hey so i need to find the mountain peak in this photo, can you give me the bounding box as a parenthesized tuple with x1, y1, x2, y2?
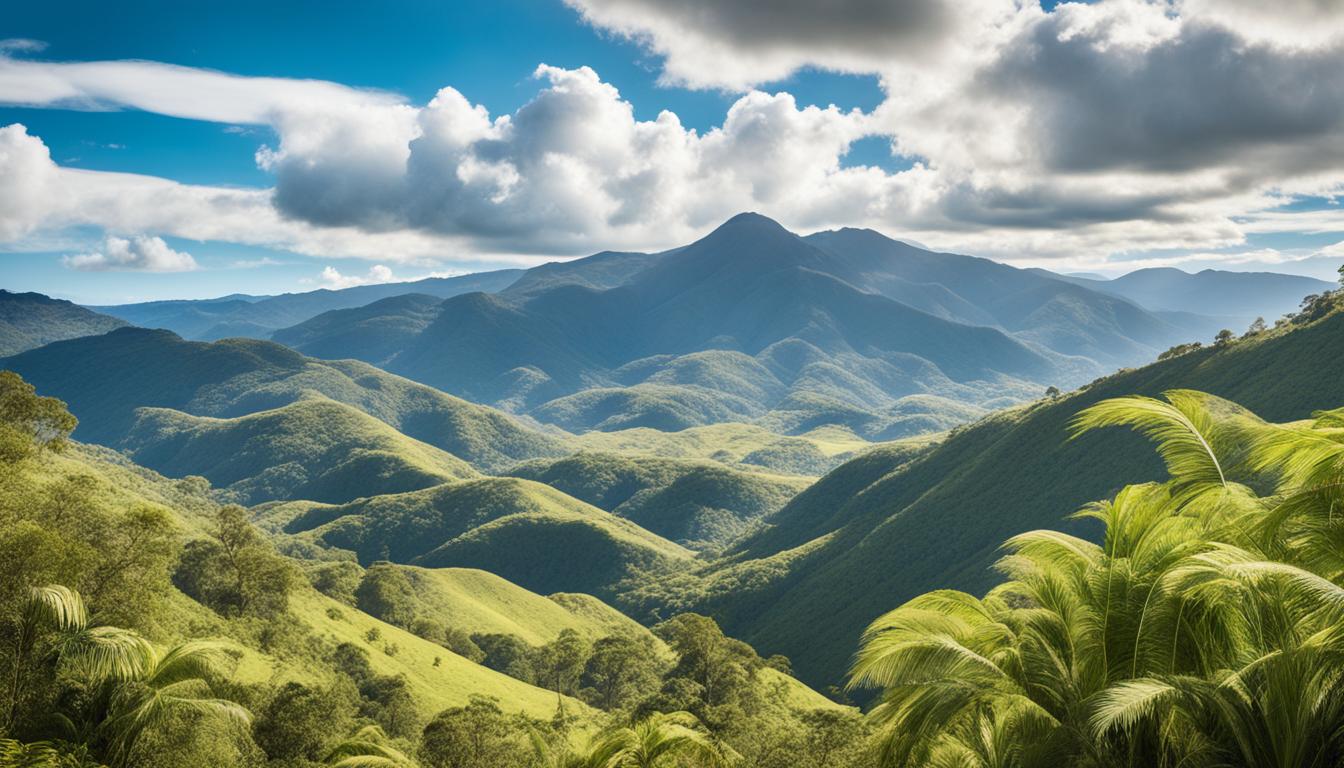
(708, 211, 792, 238)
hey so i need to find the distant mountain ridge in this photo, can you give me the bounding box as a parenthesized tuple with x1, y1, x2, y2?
(0, 290, 128, 355)
(273, 213, 1228, 437)
(92, 269, 524, 340)
(1046, 266, 1332, 328)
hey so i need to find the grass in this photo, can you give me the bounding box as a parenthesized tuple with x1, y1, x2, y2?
(120, 398, 478, 505)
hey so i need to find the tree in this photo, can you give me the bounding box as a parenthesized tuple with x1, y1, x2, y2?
(1213, 328, 1235, 346)
(533, 629, 591, 696)
(0, 372, 77, 463)
(850, 390, 1344, 767)
(1043, 386, 1061, 399)
(252, 681, 357, 763)
(355, 564, 420, 628)
(1244, 316, 1267, 336)
(472, 634, 536, 684)
(418, 696, 529, 768)
(173, 505, 295, 617)
(654, 614, 761, 710)
(99, 641, 252, 767)
(582, 635, 664, 711)
(3, 585, 148, 736)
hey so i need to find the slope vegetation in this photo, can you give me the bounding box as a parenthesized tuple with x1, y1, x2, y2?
(121, 399, 478, 504)
(623, 308, 1344, 692)
(508, 452, 810, 552)
(0, 327, 565, 472)
(266, 477, 693, 597)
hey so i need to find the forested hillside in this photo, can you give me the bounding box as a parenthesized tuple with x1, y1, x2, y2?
(0, 290, 127, 356)
(620, 292, 1344, 691)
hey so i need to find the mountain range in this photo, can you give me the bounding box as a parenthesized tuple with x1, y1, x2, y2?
(92, 269, 523, 341)
(270, 213, 1236, 438)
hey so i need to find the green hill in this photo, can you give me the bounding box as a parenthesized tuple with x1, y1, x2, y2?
(0, 289, 128, 356)
(388, 566, 649, 645)
(120, 398, 479, 505)
(2, 431, 591, 726)
(266, 477, 693, 597)
(573, 421, 892, 476)
(0, 326, 566, 472)
(508, 452, 810, 552)
(621, 308, 1344, 693)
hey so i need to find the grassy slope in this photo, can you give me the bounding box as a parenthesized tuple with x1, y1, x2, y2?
(639, 311, 1344, 693)
(507, 452, 810, 552)
(121, 398, 478, 505)
(572, 422, 889, 477)
(398, 566, 659, 645)
(15, 440, 587, 722)
(266, 477, 692, 597)
(0, 328, 565, 472)
(0, 290, 128, 356)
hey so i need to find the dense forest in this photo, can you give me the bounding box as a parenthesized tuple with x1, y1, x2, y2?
(4, 287, 1344, 766)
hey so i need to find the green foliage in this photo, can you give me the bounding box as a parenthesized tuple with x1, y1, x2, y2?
(173, 506, 297, 618)
(416, 696, 534, 768)
(120, 399, 478, 505)
(508, 453, 808, 553)
(629, 309, 1344, 690)
(1, 327, 564, 473)
(252, 681, 358, 764)
(851, 390, 1344, 767)
(0, 371, 77, 462)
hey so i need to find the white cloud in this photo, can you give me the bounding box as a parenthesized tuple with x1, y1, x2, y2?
(315, 264, 397, 289)
(62, 235, 198, 272)
(4, 3, 1344, 272)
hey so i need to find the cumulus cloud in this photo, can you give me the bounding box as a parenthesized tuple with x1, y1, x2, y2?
(315, 264, 396, 288)
(4, 1, 1344, 271)
(62, 235, 198, 272)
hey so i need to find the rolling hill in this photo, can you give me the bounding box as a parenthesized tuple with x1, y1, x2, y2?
(0, 289, 128, 355)
(0, 326, 566, 472)
(279, 213, 1189, 438)
(93, 269, 524, 341)
(263, 477, 693, 597)
(507, 452, 810, 552)
(120, 398, 479, 505)
(619, 305, 1344, 693)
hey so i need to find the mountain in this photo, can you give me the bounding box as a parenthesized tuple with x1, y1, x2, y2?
(265, 477, 693, 597)
(1050, 267, 1332, 328)
(0, 326, 566, 472)
(506, 453, 811, 552)
(0, 289, 128, 355)
(277, 213, 1199, 438)
(620, 305, 1344, 692)
(93, 269, 524, 341)
(120, 399, 479, 505)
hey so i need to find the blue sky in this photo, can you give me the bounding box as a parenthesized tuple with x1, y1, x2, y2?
(2, 0, 1343, 303)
